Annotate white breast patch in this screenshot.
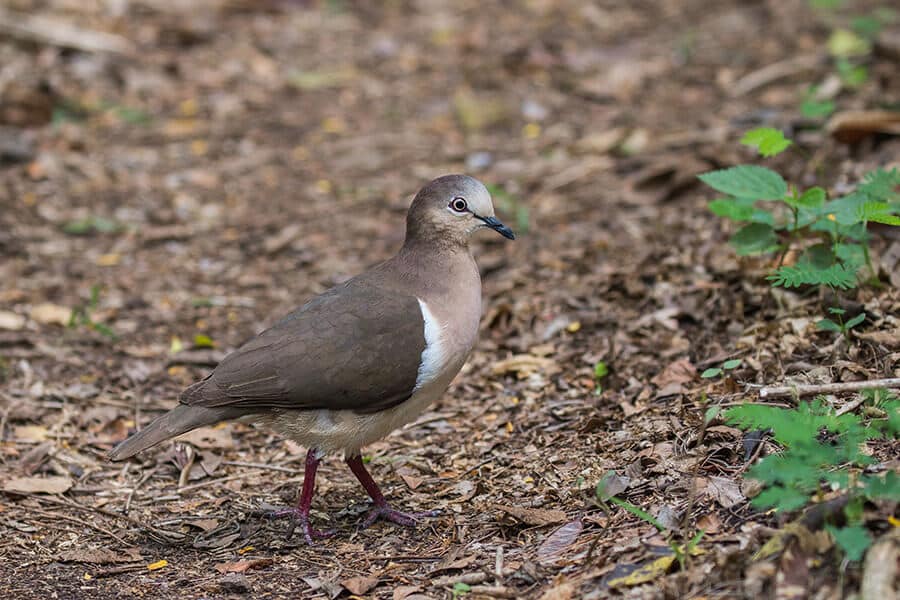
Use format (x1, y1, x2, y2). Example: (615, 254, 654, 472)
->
(414, 298, 447, 391)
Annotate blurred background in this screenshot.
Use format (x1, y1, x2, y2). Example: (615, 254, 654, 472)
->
(1, 1, 898, 598)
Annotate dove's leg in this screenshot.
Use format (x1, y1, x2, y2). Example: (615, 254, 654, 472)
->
(267, 448, 334, 544)
(345, 454, 439, 528)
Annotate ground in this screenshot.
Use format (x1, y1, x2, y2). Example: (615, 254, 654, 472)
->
(1, 1, 899, 598)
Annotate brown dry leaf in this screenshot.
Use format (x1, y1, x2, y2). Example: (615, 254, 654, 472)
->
(341, 575, 379, 595)
(431, 547, 476, 573)
(697, 513, 722, 534)
(214, 558, 274, 574)
(496, 504, 568, 526)
(651, 358, 696, 387)
(397, 467, 424, 491)
(29, 303, 71, 326)
(2, 475, 72, 494)
(537, 520, 583, 565)
(537, 582, 575, 600)
(492, 355, 560, 379)
(175, 425, 234, 449)
(707, 476, 745, 508)
(393, 586, 422, 600)
(827, 109, 900, 143)
(57, 547, 143, 564)
(191, 519, 220, 532)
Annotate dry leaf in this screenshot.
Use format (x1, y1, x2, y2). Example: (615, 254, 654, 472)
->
(537, 520, 583, 564)
(341, 575, 379, 595)
(537, 582, 575, 600)
(13, 425, 48, 442)
(431, 547, 476, 573)
(492, 355, 560, 379)
(57, 547, 143, 564)
(29, 303, 71, 326)
(393, 586, 422, 600)
(175, 425, 234, 449)
(0, 310, 25, 331)
(855, 328, 900, 348)
(214, 558, 274, 574)
(2, 475, 72, 494)
(827, 109, 900, 143)
(651, 358, 696, 387)
(495, 504, 568, 526)
(707, 475, 745, 508)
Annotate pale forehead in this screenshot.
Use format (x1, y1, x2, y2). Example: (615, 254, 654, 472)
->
(453, 177, 493, 214)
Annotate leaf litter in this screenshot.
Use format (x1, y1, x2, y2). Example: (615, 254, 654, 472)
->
(0, 1, 898, 599)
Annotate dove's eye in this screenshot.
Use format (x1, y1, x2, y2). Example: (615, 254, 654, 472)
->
(449, 197, 468, 213)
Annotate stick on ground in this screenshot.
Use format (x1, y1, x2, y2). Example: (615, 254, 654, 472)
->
(757, 378, 900, 399)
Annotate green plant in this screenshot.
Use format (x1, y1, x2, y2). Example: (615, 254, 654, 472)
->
(725, 392, 900, 561)
(486, 183, 530, 233)
(816, 307, 865, 340)
(595, 476, 704, 570)
(68, 284, 116, 340)
(700, 128, 900, 290)
(593, 361, 609, 395)
(800, 86, 836, 119)
(701, 359, 742, 379)
(451, 582, 471, 599)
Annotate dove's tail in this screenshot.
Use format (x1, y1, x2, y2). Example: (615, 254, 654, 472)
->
(108, 404, 240, 460)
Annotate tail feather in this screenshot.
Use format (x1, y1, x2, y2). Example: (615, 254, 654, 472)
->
(108, 404, 242, 461)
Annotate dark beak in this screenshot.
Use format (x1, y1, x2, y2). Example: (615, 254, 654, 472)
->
(475, 214, 516, 240)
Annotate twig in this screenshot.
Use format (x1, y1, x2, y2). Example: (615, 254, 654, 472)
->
(0, 8, 133, 55)
(469, 586, 516, 598)
(835, 396, 866, 417)
(758, 378, 900, 399)
(27, 507, 128, 545)
(731, 54, 823, 97)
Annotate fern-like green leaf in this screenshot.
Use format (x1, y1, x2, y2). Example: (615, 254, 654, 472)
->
(767, 264, 857, 289)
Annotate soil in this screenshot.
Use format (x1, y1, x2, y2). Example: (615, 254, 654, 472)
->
(1, 1, 899, 598)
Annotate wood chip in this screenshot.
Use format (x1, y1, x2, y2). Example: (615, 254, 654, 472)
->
(495, 504, 568, 526)
(2, 475, 72, 494)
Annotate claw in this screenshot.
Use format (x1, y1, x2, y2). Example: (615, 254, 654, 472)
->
(265, 506, 335, 545)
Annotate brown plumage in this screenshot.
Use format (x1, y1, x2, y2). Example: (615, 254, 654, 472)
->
(109, 174, 514, 543)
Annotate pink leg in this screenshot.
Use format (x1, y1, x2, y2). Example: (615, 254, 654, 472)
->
(345, 454, 440, 528)
(267, 448, 335, 544)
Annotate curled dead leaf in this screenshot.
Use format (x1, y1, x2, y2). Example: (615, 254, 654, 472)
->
(214, 558, 274, 574)
(341, 575, 379, 595)
(827, 110, 900, 143)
